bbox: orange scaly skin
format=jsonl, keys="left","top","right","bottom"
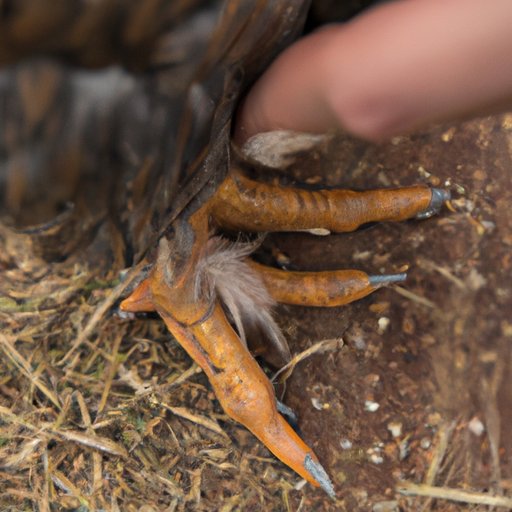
{"left": 121, "top": 169, "right": 448, "bottom": 495}
{"left": 160, "top": 304, "right": 324, "bottom": 487}
{"left": 211, "top": 169, "right": 432, "bottom": 233}
{"left": 249, "top": 261, "right": 378, "bottom": 307}
{"left": 121, "top": 206, "right": 327, "bottom": 489}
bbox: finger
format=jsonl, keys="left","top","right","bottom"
{"left": 235, "top": 0, "right": 512, "bottom": 143}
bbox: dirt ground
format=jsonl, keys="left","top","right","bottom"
{"left": 262, "top": 115, "right": 512, "bottom": 510}
{"left": 2, "top": 113, "right": 511, "bottom": 512}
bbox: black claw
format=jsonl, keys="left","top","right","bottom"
{"left": 416, "top": 188, "right": 451, "bottom": 219}
{"left": 369, "top": 272, "right": 407, "bottom": 287}
{"left": 304, "top": 453, "right": 336, "bottom": 498}
{"left": 277, "top": 400, "right": 299, "bottom": 427}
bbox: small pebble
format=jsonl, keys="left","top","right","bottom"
{"left": 417, "top": 165, "right": 431, "bottom": 178}
{"left": 420, "top": 437, "right": 431, "bottom": 450}
{"left": 466, "top": 268, "right": 487, "bottom": 291}
{"left": 311, "top": 397, "right": 323, "bottom": 411}
{"left": 369, "top": 453, "right": 384, "bottom": 465}
{"left": 347, "top": 325, "right": 367, "bottom": 350}
{"left": 450, "top": 197, "right": 474, "bottom": 212}
{"left": 353, "top": 250, "right": 372, "bottom": 261}
{"left": 377, "top": 317, "right": 390, "bottom": 334}
{"left": 340, "top": 439, "right": 353, "bottom": 450}
{"left": 294, "top": 479, "right": 307, "bottom": 491}
{"left": 480, "top": 220, "right": 496, "bottom": 232}
{"left": 365, "top": 400, "right": 380, "bottom": 412}
{"left": 468, "top": 417, "right": 485, "bottom": 437}
{"left": 116, "top": 309, "right": 136, "bottom": 320}
{"left": 387, "top": 421, "right": 402, "bottom": 438}
{"left": 441, "top": 127, "right": 456, "bottom": 142}
{"left": 399, "top": 439, "right": 410, "bottom": 460}
{"left": 306, "top": 228, "right": 330, "bottom": 236}
{"left": 353, "top": 336, "right": 367, "bottom": 350}
{"left": 365, "top": 373, "right": 381, "bottom": 386}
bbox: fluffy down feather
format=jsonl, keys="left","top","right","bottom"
{"left": 194, "top": 236, "right": 291, "bottom": 366}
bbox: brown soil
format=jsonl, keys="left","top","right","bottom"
{"left": 263, "top": 116, "right": 512, "bottom": 510}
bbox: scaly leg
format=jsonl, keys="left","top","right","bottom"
{"left": 210, "top": 169, "right": 449, "bottom": 233}
{"left": 248, "top": 260, "right": 406, "bottom": 307}
{"left": 211, "top": 169, "right": 447, "bottom": 309}
{"left": 120, "top": 206, "right": 335, "bottom": 496}
{"left": 120, "top": 169, "right": 449, "bottom": 497}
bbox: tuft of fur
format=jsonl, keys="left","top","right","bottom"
{"left": 242, "top": 130, "right": 332, "bottom": 169}
{"left": 194, "top": 236, "right": 290, "bottom": 364}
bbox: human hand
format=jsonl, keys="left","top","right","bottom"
{"left": 235, "top": 0, "right": 512, "bottom": 143}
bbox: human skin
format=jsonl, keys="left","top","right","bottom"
{"left": 235, "top": 0, "right": 512, "bottom": 143}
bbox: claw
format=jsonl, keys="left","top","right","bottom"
{"left": 304, "top": 453, "right": 336, "bottom": 499}
{"left": 120, "top": 277, "right": 155, "bottom": 313}
{"left": 368, "top": 272, "right": 407, "bottom": 287}
{"left": 416, "top": 188, "right": 451, "bottom": 219}
{"left": 277, "top": 400, "right": 298, "bottom": 426}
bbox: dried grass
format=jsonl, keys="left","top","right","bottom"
{"left": 0, "top": 225, "right": 294, "bottom": 510}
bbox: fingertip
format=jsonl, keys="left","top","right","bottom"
{"left": 233, "top": 26, "right": 342, "bottom": 142}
